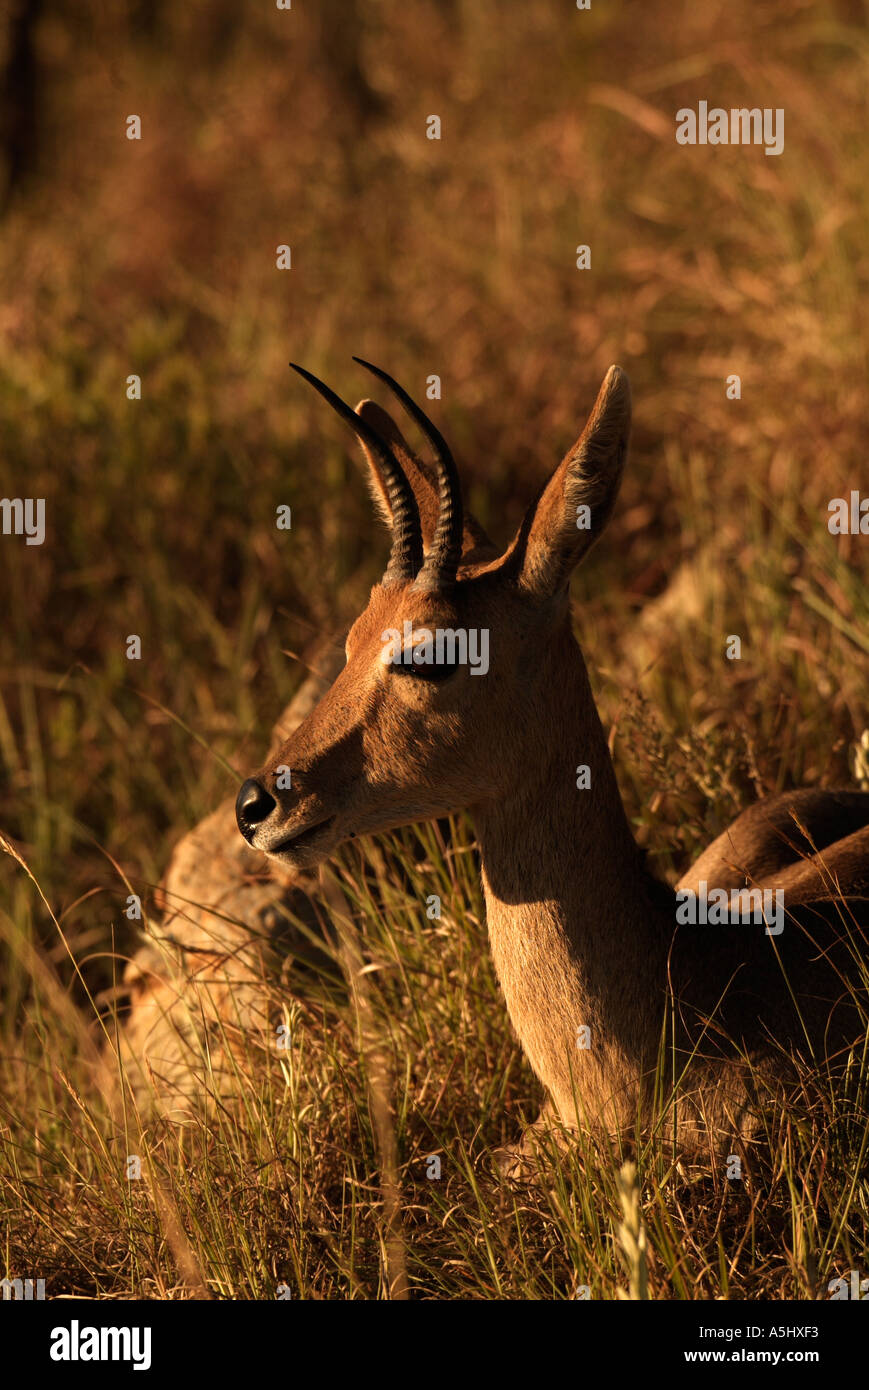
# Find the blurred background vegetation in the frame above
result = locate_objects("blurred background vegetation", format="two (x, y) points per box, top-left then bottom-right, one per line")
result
(1, 0), (867, 999)
(1, 0), (867, 1301)
(0, 0), (868, 1302)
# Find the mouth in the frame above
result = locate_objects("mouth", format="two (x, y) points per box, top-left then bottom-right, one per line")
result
(267, 815), (338, 858)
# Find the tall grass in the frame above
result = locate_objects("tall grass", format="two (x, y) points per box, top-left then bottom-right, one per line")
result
(1, 0), (867, 1297)
(3, 818), (868, 1297)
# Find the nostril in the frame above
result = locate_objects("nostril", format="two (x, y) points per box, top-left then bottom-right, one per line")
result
(236, 777), (277, 835)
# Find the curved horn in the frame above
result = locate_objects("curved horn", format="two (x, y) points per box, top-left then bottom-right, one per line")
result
(290, 363), (423, 584)
(352, 357), (464, 591)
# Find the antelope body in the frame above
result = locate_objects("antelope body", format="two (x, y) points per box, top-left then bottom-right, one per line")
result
(236, 360), (869, 1155)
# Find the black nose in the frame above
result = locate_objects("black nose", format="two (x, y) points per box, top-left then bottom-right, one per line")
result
(236, 778), (277, 839)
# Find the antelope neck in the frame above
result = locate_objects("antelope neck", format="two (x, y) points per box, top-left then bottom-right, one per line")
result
(470, 632), (673, 1114)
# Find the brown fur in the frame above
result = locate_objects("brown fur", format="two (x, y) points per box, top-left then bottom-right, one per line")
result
(239, 367), (869, 1156)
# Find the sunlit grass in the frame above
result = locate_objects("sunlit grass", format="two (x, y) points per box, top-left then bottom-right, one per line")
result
(1, 0), (868, 1299)
(2, 811), (868, 1298)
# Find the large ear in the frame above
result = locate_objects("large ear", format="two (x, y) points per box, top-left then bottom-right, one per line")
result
(354, 399), (495, 558)
(508, 366), (630, 599)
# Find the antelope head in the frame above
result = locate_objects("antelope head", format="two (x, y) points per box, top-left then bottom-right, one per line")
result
(235, 359), (631, 869)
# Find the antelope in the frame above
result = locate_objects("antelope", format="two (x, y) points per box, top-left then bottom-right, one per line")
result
(236, 359), (869, 1159)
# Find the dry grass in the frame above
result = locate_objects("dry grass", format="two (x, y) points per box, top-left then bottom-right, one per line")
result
(1, 0), (868, 1298)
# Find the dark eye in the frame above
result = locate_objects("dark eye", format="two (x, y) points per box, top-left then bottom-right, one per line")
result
(391, 658), (460, 683)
